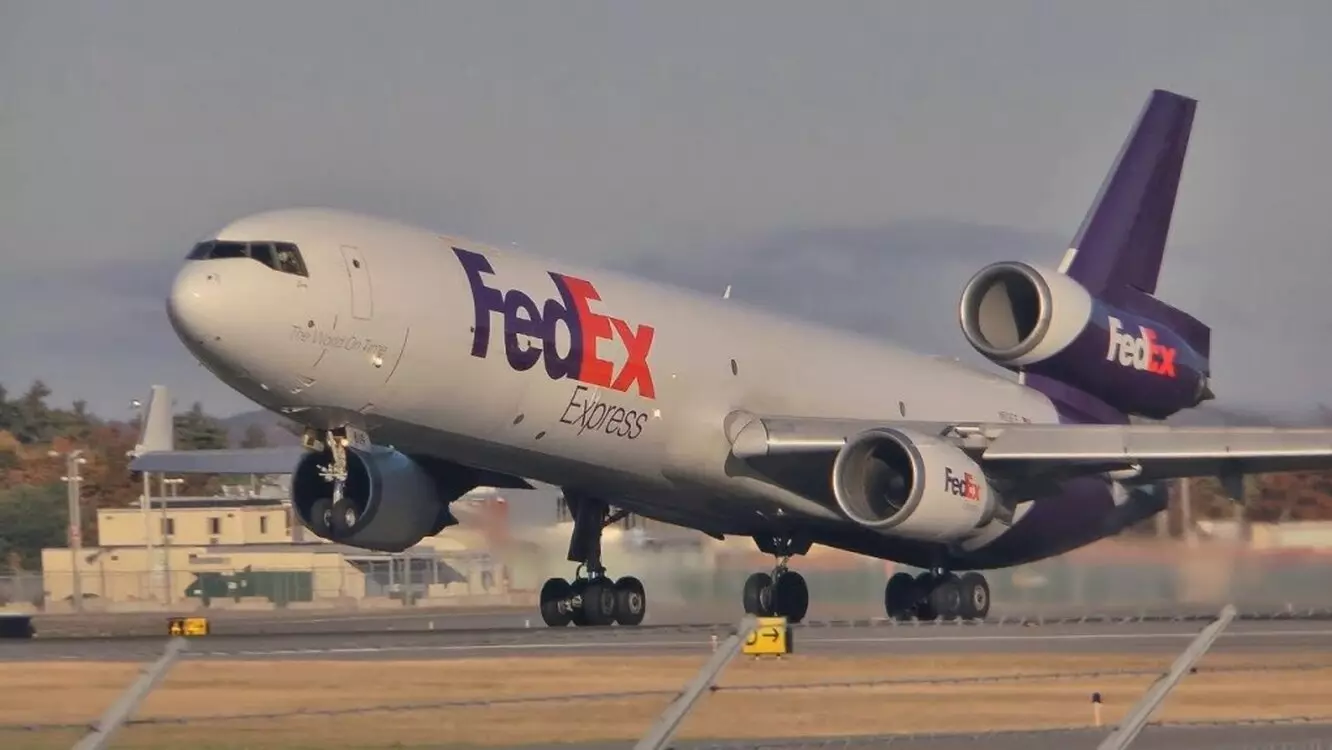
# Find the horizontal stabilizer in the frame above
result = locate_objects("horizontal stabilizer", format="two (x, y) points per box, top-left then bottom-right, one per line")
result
(129, 447), (310, 475)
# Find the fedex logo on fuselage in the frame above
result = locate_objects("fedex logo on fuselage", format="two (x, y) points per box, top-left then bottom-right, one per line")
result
(943, 467), (980, 502)
(1105, 316), (1176, 378)
(454, 247), (657, 399)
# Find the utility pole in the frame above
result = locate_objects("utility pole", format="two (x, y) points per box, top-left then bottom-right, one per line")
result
(131, 397), (156, 602)
(50, 448), (87, 611)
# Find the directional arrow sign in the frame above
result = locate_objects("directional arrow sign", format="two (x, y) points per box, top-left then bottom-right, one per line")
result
(741, 617), (790, 656)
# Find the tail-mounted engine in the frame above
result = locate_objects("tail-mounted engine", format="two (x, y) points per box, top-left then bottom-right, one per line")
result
(958, 261), (1212, 420)
(290, 443), (471, 552)
(831, 426), (1003, 542)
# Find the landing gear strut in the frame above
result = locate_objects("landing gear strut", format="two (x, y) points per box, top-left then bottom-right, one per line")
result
(884, 569), (991, 621)
(306, 428), (357, 540)
(538, 495), (646, 627)
(742, 535), (811, 623)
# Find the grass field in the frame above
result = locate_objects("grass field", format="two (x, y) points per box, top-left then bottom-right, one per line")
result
(4, 651), (1331, 749)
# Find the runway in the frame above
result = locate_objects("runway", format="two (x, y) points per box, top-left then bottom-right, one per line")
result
(6, 610), (1332, 750)
(553, 724), (1332, 750)
(6, 612), (1332, 661)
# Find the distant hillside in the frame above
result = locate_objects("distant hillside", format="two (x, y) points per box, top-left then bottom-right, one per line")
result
(219, 409), (302, 447)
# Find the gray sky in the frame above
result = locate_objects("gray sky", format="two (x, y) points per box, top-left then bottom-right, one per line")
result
(4, 1), (1331, 419)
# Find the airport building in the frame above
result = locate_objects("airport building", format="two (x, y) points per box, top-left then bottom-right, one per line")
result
(37, 481), (523, 613)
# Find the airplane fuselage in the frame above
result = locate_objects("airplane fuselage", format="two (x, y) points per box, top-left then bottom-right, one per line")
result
(170, 208), (1146, 571)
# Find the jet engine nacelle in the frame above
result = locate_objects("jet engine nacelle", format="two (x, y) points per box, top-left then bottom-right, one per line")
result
(957, 260), (1212, 420)
(290, 444), (464, 552)
(831, 427), (1000, 543)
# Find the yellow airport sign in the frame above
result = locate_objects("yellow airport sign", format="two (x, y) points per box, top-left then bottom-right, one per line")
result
(742, 616), (791, 656)
(167, 616), (210, 637)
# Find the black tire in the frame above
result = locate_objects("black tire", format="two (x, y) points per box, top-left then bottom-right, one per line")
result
(772, 571), (809, 623)
(883, 572), (916, 620)
(742, 572), (772, 615)
(308, 497), (334, 538)
(569, 579), (590, 626)
(913, 572), (937, 620)
(612, 576), (647, 626)
(958, 572), (990, 620)
(581, 580), (618, 627)
(330, 497), (359, 537)
(539, 578), (573, 627)
(928, 576), (963, 620)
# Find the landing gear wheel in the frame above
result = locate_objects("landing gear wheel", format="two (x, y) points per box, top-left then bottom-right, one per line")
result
(771, 571), (809, 623)
(580, 579), (618, 627)
(743, 572), (772, 615)
(569, 578), (590, 626)
(883, 572), (916, 620)
(913, 573), (938, 620)
(329, 497), (359, 538)
(958, 572), (990, 620)
(927, 575), (963, 620)
(308, 497), (334, 538)
(612, 576), (646, 626)
(539, 578), (574, 627)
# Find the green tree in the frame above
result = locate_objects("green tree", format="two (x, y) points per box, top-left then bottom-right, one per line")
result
(173, 401), (228, 450)
(0, 483), (67, 570)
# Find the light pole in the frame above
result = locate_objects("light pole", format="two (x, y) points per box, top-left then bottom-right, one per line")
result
(48, 448), (87, 611)
(130, 397), (156, 601)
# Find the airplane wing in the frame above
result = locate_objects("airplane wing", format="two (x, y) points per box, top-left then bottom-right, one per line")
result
(729, 414), (1332, 482)
(128, 447), (310, 475)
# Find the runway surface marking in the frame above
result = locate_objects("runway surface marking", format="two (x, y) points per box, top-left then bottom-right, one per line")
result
(183, 627), (1332, 657)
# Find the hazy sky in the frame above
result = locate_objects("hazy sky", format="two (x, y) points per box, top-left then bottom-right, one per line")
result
(4, 1), (1332, 419)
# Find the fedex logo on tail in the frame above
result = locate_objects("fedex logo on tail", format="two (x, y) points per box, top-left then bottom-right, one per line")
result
(943, 467), (980, 502)
(454, 248), (657, 399)
(1105, 316), (1177, 377)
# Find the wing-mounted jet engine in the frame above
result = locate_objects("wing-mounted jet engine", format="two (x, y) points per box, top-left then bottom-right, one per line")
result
(830, 426), (1008, 543)
(290, 443), (471, 552)
(958, 261), (1213, 420)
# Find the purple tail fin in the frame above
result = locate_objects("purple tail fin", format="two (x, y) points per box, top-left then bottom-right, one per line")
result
(958, 90), (1213, 425)
(1061, 89), (1210, 360)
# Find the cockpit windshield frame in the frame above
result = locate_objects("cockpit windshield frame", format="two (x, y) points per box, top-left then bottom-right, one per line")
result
(187, 240), (309, 277)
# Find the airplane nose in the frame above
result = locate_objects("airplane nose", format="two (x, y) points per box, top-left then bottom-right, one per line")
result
(166, 264), (224, 342)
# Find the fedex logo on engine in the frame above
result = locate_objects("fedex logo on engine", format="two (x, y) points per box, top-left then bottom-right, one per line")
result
(943, 467), (980, 502)
(1105, 316), (1177, 377)
(454, 247), (657, 399)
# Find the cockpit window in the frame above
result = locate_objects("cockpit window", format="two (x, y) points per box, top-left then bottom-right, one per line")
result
(210, 241), (248, 259)
(248, 242), (277, 269)
(185, 240), (309, 278)
(275, 242), (308, 276)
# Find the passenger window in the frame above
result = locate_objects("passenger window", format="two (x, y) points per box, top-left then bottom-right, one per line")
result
(275, 242), (309, 277)
(248, 242), (278, 270)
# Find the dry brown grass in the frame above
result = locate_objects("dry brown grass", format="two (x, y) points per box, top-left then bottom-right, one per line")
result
(3, 651), (1331, 749)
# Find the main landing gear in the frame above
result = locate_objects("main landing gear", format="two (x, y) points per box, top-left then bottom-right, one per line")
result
(539, 495), (646, 627)
(306, 429), (357, 540)
(742, 536), (811, 623)
(883, 569), (991, 621)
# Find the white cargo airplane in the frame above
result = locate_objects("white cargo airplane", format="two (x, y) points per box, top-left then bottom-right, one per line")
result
(136, 89), (1332, 627)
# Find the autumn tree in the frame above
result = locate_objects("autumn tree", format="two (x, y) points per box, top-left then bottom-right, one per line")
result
(0, 484), (66, 570)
